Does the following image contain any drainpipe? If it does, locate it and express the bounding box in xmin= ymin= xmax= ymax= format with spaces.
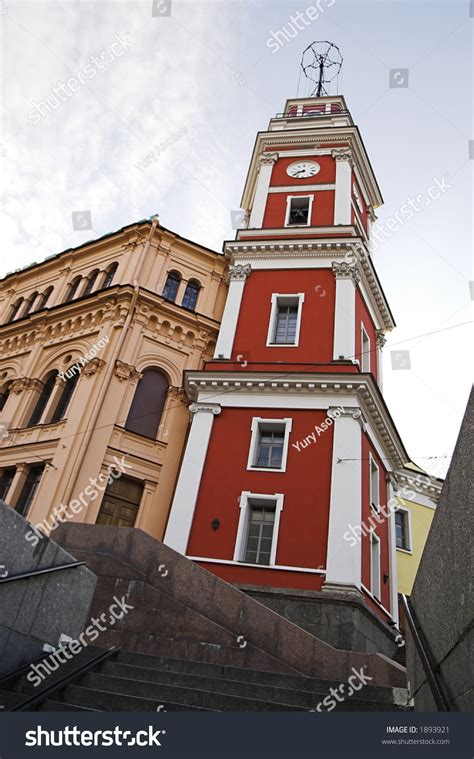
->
xmin=60 ymin=216 xmax=160 ymax=507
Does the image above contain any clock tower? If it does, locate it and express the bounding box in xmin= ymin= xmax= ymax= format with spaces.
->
xmin=165 ymin=94 xmax=407 ymax=639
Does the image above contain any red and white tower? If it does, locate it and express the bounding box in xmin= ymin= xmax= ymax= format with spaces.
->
xmin=165 ymin=94 xmax=408 ymax=629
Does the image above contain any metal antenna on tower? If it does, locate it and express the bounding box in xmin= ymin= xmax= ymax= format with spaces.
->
xmin=300 ymin=41 xmax=343 ymax=97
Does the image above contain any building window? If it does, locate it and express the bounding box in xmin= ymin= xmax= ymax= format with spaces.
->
xmin=0 ymin=467 xmax=16 ymax=503
xmin=370 ymin=530 xmax=381 ymax=600
xmin=395 ymin=508 xmax=411 ymax=551
xmin=361 ymin=324 xmax=371 ymax=372
xmin=7 ymin=298 xmax=24 ymax=323
xmin=21 ymin=292 xmax=38 ymax=318
xmin=96 ymin=475 xmax=144 ymax=528
xmin=125 ymin=368 xmax=168 ymax=439
xmin=50 ymin=371 xmax=80 ymax=423
xmin=64 ymin=276 xmax=82 ymax=303
xmin=16 ymin=464 xmax=45 ymax=517
xmin=162 ymin=271 xmax=181 ymax=302
xmin=0 ymin=381 xmax=12 ymax=412
xmin=83 ymin=269 xmax=100 ymax=296
xmin=182 ymin=279 xmax=200 ymax=311
xmin=369 ymin=455 xmax=380 ymax=512
xmin=234 ymin=492 xmax=284 ymax=566
xmin=102 ymin=263 xmax=118 ymax=289
xmin=247 ymin=417 xmax=292 ymax=472
xmin=245 ymin=505 xmax=275 ymax=565
xmin=35 ymin=286 xmax=54 ymax=312
xmin=267 ymin=293 xmax=304 ymax=347
xmin=285 ymin=195 xmax=313 ymax=226
xmin=27 ymin=371 xmax=58 ymax=427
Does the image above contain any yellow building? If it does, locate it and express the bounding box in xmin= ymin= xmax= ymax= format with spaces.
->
xmin=393 ymin=463 xmax=443 ymax=596
xmin=0 ymin=217 xmax=226 ymax=540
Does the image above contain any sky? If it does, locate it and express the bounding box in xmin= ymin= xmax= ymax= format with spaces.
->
xmin=0 ymin=0 xmax=472 ymax=477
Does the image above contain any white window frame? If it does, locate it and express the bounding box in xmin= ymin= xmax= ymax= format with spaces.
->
xmin=284 ymin=194 xmax=314 ymax=227
xmin=369 ymin=453 xmax=380 ymax=513
xmin=247 ymin=417 xmax=292 ymax=472
xmin=266 ymin=293 xmax=305 ymax=347
xmin=234 ymin=491 xmax=284 ymax=566
xmin=394 ymin=505 xmax=412 ymax=553
xmin=353 ymin=182 xmax=364 ymax=213
xmin=370 ymin=530 xmax=381 ymax=601
xmin=360 ymin=323 xmax=371 ymax=373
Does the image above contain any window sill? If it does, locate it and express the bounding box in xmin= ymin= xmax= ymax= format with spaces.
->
xmin=187 ymin=556 xmax=327 ymax=574
xmin=396 ymin=546 xmax=413 ymax=555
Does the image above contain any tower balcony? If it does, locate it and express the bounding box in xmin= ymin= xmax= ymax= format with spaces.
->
xmin=270 ymin=96 xmax=353 ymax=131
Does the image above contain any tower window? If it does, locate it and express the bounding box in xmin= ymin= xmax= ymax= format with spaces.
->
xmin=247 ymin=417 xmax=292 ymax=472
xmin=370 ymin=531 xmax=381 ymax=601
xmin=83 ymin=269 xmax=100 ymax=296
xmin=395 ymin=508 xmax=411 ymax=551
xmin=245 ymin=504 xmax=276 ymax=565
xmin=285 ymin=195 xmax=312 ymax=226
xmin=162 ymin=271 xmax=181 ymax=302
xmin=27 ymin=371 xmax=58 ymax=427
xmin=102 ymin=263 xmax=118 ymax=289
xmin=50 ymin=371 xmax=80 ymax=423
xmin=0 ymin=467 xmax=16 ymax=503
xmin=64 ymin=276 xmax=82 ymax=303
xmin=125 ymin=368 xmax=168 ymax=439
xmin=15 ymin=464 xmax=45 ymax=517
xmin=267 ymin=294 xmax=304 ymax=347
xmin=369 ymin=455 xmax=380 ymax=512
xmin=361 ymin=324 xmax=371 ymax=372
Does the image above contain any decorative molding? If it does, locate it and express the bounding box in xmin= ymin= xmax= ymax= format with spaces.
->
xmin=258 ymin=152 xmax=279 ymax=166
xmin=83 ymin=357 xmax=106 ymax=376
xmin=114 ymin=360 xmax=142 ymax=383
xmin=167 ymin=385 xmax=185 ymax=401
xmin=227 ymin=264 xmax=252 ymax=283
xmin=332 ymin=261 xmax=361 ymax=285
xmin=11 ymin=377 xmax=33 ymax=394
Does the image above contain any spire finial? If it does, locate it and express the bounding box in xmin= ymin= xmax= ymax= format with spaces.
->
xmin=301 ymin=41 xmax=343 ymax=97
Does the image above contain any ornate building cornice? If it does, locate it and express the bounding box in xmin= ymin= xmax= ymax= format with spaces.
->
xmin=114 ymin=360 xmax=142 ymax=383
xmin=332 ymin=261 xmax=360 ymax=285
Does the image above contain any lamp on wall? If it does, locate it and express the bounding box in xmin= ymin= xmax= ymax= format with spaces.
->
xmin=211 ymin=518 xmax=220 ymax=531
xmin=383 ymin=572 xmax=389 ymax=584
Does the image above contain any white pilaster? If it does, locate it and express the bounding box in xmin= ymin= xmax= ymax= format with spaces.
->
xmin=164 ymin=403 xmax=221 ymax=554
xmin=249 ymin=153 xmax=278 ymax=228
xmin=332 ymin=262 xmax=360 ymax=361
xmin=332 ymin=149 xmax=353 ymax=226
xmin=387 ymin=478 xmax=400 ymax=625
xmin=214 ymin=264 xmax=251 ymax=359
xmin=324 ymin=409 xmax=363 ymax=593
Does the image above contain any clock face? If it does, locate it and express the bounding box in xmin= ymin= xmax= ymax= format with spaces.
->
xmin=286 ymin=161 xmax=320 ymax=179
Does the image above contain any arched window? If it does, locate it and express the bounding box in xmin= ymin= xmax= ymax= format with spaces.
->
xmin=64 ymin=276 xmax=81 ymax=303
xmin=83 ymin=269 xmax=100 ymax=296
xmin=125 ymin=368 xmax=168 ymax=439
xmin=22 ymin=292 xmax=38 ymax=318
xmin=162 ymin=271 xmax=181 ymax=303
xmin=28 ymin=371 xmax=58 ymax=427
xmin=35 ymin=286 xmax=54 ymax=312
xmin=50 ymin=370 xmax=80 ymax=423
xmin=0 ymin=381 xmax=12 ymax=412
xmin=102 ymin=262 xmax=118 ymax=289
xmin=6 ymin=298 xmax=23 ymax=323
xmin=182 ymin=279 xmax=200 ymax=311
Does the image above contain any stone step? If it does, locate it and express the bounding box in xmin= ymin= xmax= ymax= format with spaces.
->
xmin=99 ymin=660 xmax=406 ymax=710
xmin=45 ymin=684 xmax=217 ymax=712
xmin=113 ymin=650 xmax=409 ymax=706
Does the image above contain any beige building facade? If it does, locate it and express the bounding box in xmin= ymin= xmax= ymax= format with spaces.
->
xmin=0 ymin=217 xmax=226 ymax=540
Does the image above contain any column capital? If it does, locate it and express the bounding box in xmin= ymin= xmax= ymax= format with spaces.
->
xmin=189 ymin=403 xmax=221 ymax=416
xmin=258 ymin=151 xmax=278 ymax=167
xmin=11 ymin=377 xmax=33 ymax=394
xmin=328 ymin=405 xmax=367 ymax=430
xmin=332 ymin=261 xmax=360 ymax=285
xmin=331 ymin=147 xmax=354 ymax=165
xmin=227 ymin=264 xmax=252 ymax=283
xmin=83 ymin=357 xmax=106 ymax=376
xmin=376 ymin=329 xmax=387 ymax=350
